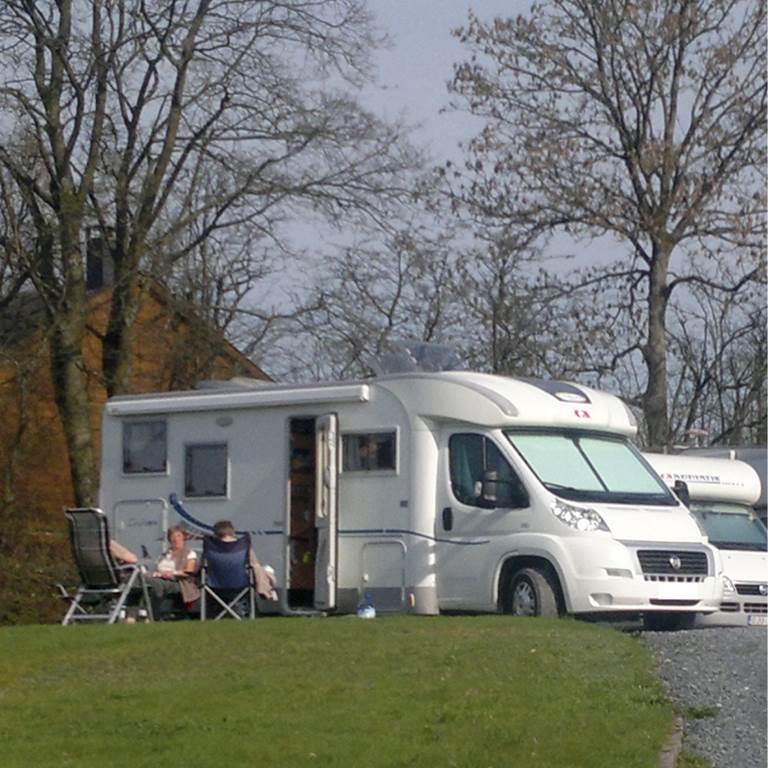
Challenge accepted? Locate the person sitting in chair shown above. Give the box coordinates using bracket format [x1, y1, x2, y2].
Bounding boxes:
[147, 526, 200, 618]
[212, 520, 275, 599]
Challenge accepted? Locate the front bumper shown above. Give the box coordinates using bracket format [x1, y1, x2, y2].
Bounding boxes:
[567, 573, 722, 613]
[557, 537, 722, 614]
[696, 595, 768, 627]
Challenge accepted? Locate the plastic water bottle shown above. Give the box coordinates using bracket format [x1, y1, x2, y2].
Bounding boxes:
[356, 591, 376, 619]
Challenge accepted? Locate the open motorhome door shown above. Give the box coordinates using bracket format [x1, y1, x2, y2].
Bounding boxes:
[314, 413, 339, 610]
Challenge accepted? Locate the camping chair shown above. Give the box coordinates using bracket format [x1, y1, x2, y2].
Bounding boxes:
[60, 507, 154, 625]
[200, 534, 256, 620]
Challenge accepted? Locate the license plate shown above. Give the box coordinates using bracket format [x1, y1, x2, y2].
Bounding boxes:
[748, 615, 768, 626]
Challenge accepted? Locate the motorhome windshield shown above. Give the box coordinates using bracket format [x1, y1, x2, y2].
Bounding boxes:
[689, 502, 768, 552]
[505, 430, 677, 505]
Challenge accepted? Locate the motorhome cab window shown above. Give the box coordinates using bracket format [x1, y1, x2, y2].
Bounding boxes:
[689, 502, 767, 551]
[449, 434, 528, 508]
[185, 443, 228, 497]
[122, 421, 167, 474]
[506, 431, 676, 505]
[342, 432, 396, 472]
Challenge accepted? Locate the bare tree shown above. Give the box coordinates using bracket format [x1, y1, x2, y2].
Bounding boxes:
[0, 167, 50, 507]
[447, 230, 608, 379]
[272, 216, 462, 381]
[667, 270, 766, 446]
[446, 0, 766, 448]
[0, 0, 417, 504]
[0, 170, 32, 312]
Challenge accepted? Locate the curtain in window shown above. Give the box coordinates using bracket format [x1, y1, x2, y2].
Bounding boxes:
[449, 435, 484, 504]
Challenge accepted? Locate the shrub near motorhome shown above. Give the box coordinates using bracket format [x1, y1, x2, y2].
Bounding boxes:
[99, 373, 722, 629]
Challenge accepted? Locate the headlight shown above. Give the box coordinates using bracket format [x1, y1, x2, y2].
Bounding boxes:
[550, 499, 610, 532]
[722, 575, 736, 594]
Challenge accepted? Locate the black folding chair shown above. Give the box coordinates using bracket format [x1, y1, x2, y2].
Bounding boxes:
[60, 507, 153, 625]
[200, 534, 255, 620]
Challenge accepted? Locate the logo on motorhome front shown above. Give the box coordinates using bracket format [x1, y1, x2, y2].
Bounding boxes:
[759, 584, 768, 597]
[574, 409, 591, 418]
[668, 555, 682, 570]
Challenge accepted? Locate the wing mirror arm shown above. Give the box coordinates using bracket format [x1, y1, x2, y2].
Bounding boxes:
[673, 479, 690, 507]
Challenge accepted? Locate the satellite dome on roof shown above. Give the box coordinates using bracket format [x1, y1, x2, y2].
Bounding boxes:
[368, 339, 464, 375]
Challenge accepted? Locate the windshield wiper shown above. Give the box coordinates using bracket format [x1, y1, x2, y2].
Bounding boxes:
[544, 482, 582, 492]
[710, 541, 767, 551]
[604, 492, 677, 505]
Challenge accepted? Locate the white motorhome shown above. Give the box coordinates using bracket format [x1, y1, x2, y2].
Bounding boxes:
[99, 372, 722, 629]
[645, 452, 767, 627]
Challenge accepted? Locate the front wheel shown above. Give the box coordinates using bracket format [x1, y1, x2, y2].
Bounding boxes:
[642, 612, 696, 632]
[503, 566, 561, 618]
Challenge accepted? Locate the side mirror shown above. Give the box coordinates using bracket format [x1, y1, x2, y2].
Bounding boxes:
[477, 470, 499, 509]
[673, 480, 690, 507]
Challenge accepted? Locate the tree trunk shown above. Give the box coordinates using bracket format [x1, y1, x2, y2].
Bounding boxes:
[643, 245, 672, 450]
[48, 259, 97, 506]
[102, 274, 137, 397]
[102, 239, 145, 397]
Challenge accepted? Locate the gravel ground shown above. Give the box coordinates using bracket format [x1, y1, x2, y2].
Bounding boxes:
[641, 626, 767, 768]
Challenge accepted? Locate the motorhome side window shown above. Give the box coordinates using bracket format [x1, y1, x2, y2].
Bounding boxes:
[122, 421, 167, 474]
[449, 433, 528, 508]
[342, 432, 396, 472]
[185, 443, 228, 497]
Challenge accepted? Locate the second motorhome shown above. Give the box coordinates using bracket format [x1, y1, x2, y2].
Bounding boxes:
[99, 372, 722, 629]
[645, 452, 767, 627]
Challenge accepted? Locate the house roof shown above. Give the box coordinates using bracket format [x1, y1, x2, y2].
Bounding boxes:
[0, 279, 271, 382]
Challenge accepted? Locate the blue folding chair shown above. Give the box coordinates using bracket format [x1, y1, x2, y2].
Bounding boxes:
[200, 534, 255, 620]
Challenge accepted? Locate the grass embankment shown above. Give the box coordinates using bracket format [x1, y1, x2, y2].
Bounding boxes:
[0, 616, 671, 768]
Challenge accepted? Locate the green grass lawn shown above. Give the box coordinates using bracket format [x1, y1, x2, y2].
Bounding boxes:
[0, 616, 671, 768]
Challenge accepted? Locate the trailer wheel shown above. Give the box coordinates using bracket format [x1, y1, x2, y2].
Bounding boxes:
[503, 567, 560, 618]
[642, 612, 696, 632]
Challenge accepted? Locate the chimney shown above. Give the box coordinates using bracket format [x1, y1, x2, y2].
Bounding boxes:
[86, 231, 115, 290]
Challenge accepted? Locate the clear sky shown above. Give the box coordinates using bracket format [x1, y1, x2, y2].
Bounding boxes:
[363, 2, 530, 162]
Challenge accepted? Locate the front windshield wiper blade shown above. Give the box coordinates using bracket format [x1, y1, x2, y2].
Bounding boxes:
[544, 482, 583, 492]
[711, 541, 767, 551]
[606, 492, 677, 505]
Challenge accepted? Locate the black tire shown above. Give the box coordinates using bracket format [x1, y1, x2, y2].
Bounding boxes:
[502, 566, 561, 618]
[643, 612, 696, 632]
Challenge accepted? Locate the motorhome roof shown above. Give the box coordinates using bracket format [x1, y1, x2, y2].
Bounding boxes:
[376, 372, 636, 433]
[106, 380, 371, 415]
[105, 371, 637, 435]
[682, 446, 767, 510]
[644, 452, 762, 506]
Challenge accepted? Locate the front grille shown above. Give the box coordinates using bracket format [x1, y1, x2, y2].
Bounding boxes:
[736, 583, 768, 596]
[637, 549, 709, 576]
[744, 603, 768, 615]
[719, 602, 740, 613]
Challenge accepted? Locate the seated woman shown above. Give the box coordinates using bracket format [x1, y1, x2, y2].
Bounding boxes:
[147, 526, 201, 619]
